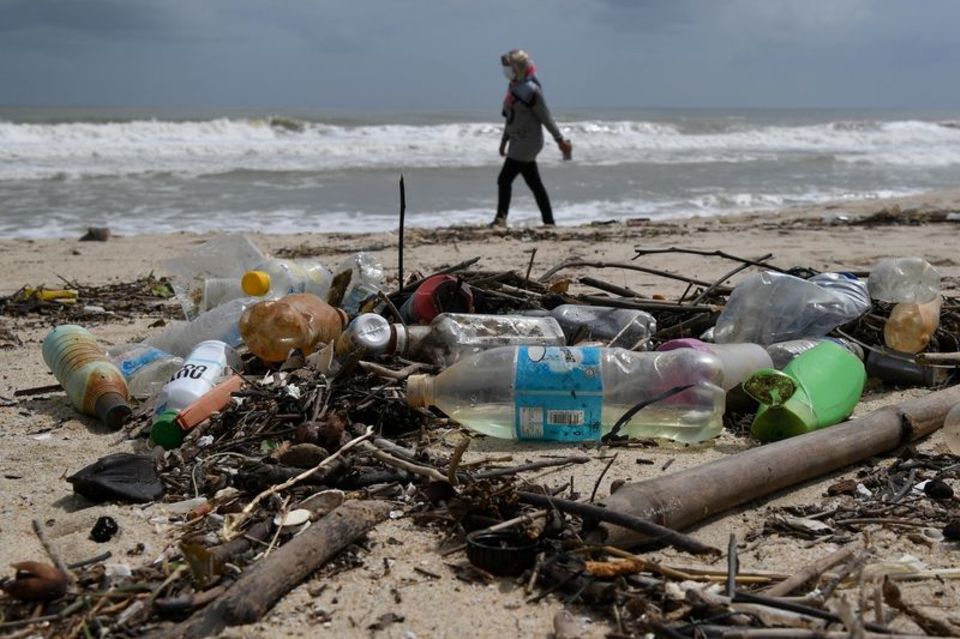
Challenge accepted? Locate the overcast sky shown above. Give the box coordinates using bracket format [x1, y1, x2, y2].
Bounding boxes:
[1, 0, 958, 110]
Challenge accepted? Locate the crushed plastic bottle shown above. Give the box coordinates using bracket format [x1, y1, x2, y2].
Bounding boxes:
[765, 337, 864, 369]
[242, 258, 333, 300]
[151, 340, 240, 449]
[546, 305, 656, 349]
[867, 257, 940, 304]
[657, 338, 772, 390]
[106, 344, 184, 399]
[884, 296, 942, 354]
[406, 345, 725, 443]
[714, 271, 870, 345]
[239, 293, 348, 363]
[399, 275, 474, 325]
[42, 325, 132, 429]
[162, 234, 266, 320]
[145, 297, 255, 357]
[744, 341, 866, 442]
[329, 253, 385, 315]
[403, 313, 566, 368]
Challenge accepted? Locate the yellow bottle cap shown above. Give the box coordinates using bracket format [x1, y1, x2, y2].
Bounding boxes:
[242, 270, 272, 296]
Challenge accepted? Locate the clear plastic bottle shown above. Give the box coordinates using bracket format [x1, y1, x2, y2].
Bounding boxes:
[765, 338, 864, 369]
[402, 313, 566, 368]
[42, 325, 132, 429]
[331, 253, 386, 315]
[151, 340, 240, 448]
[884, 296, 942, 354]
[199, 277, 247, 313]
[714, 271, 870, 345]
[238, 293, 348, 363]
[867, 257, 941, 304]
[144, 297, 256, 357]
[548, 304, 656, 349]
[242, 258, 333, 300]
[657, 338, 772, 390]
[106, 344, 184, 399]
[162, 234, 266, 320]
[407, 345, 725, 443]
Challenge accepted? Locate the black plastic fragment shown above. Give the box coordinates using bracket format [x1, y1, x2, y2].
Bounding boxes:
[67, 453, 164, 503]
[90, 516, 119, 542]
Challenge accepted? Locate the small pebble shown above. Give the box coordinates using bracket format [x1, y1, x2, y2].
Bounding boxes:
[90, 515, 119, 542]
[924, 479, 954, 500]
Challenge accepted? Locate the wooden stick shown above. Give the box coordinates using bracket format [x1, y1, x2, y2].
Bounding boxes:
[517, 491, 719, 556]
[762, 544, 858, 597]
[359, 440, 446, 482]
[473, 456, 591, 479]
[579, 277, 651, 299]
[690, 254, 772, 305]
[597, 383, 960, 548]
[397, 174, 405, 292]
[916, 352, 960, 365]
[538, 259, 720, 288]
[631, 246, 791, 274]
[149, 500, 392, 639]
[575, 294, 719, 313]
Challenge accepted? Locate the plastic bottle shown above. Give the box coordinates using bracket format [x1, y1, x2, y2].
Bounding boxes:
[331, 253, 386, 315]
[943, 404, 960, 455]
[42, 325, 132, 429]
[399, 275, 474, 325]
[241, 258, 333, 300]
[151, 340, 240, 449]
[162, 234, 266, 320]
[406, 345, 725, 443]
[144, 297, 255, 357]
[239, 293, 348, 363]
[714, 271, 871, 345]
[883, 296, 942, 354]
[867, 257, 940, 304]
[106, 344, 184, 399]
[864, 348, 951, 388]
[402, 313, 566, 368]
[548, 305, 656, 349]
[199, 277, 247, 313]
[765, 338, 864, 369]
[743, 341, 866, 442]
[657, 338, 772, 390]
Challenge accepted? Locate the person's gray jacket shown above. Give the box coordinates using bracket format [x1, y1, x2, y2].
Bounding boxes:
[501, 81, 563, 162]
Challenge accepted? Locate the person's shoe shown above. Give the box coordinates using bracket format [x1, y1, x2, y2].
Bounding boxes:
[489, 215, 507, 228]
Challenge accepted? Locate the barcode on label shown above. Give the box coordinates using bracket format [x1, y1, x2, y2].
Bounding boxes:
[547, 410, 585, 426]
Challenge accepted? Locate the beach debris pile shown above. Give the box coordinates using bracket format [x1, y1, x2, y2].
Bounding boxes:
[3, 233, 960, 637]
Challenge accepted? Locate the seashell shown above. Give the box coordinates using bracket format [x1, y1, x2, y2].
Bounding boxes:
[274, 509, 312, 528]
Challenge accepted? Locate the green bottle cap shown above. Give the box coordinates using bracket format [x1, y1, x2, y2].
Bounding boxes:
[150, 409, 184, 450]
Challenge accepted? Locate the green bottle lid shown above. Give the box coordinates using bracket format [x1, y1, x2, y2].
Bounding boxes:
[150, 409, 184, 450]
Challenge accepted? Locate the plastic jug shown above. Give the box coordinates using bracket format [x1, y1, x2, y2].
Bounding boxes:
[151, 340, 239, 448]
[657, 338, 772, 390]
[402, 313, 566, 368]
[549, 304, 656, 349]
[744, 341, 866, 442]
[145, 297, 255, 357]
[884, 296, 941, 354]
[239, 293, 348, 363]
[242, 258, 333, 300]
[106, 344, 184, 399]
[42, 325, 132, 429]
[867, 257, 940, 304]
[399, 275, 474, 325]
[330, 253, 385, 315]
[162, 234, 266, 320]
[765, 337, 864, 369]
[714, 271, 870, 345]
[406, 345, 725, 443]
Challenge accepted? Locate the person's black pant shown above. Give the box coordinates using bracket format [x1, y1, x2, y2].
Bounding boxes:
[496, 158, 555, 225]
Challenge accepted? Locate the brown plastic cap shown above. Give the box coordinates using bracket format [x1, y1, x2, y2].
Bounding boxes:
[94, 392, 132, 430]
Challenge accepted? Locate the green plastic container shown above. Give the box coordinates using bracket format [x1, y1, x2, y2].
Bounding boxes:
[743, 341, 866, 442]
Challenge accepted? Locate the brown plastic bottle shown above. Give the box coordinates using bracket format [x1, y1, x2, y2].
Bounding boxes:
[239, 293, 348, 363]
[41, 325, 132, 429]
[883, 296, 941, 354]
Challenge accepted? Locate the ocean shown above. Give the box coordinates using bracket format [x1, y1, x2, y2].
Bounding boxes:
[3, 107, 960, 238]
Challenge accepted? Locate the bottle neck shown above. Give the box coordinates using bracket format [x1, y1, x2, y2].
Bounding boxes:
[405, 374, 436, 408]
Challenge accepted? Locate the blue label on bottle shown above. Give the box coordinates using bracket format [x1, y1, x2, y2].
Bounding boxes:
[117, 347, 167, 379]
[514, 346, 603, 442]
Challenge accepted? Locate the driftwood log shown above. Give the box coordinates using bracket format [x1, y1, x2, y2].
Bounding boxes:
[595, 383, 960, 548]
[151, 499, 392, 639]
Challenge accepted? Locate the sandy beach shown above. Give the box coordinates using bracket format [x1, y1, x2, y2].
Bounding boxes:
[1, 189, 960, 638]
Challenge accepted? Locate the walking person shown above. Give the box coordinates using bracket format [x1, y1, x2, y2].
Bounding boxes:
[492, 49, 572, 228]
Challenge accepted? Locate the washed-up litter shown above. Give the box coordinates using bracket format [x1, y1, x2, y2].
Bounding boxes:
[5, 235, 960, 638]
